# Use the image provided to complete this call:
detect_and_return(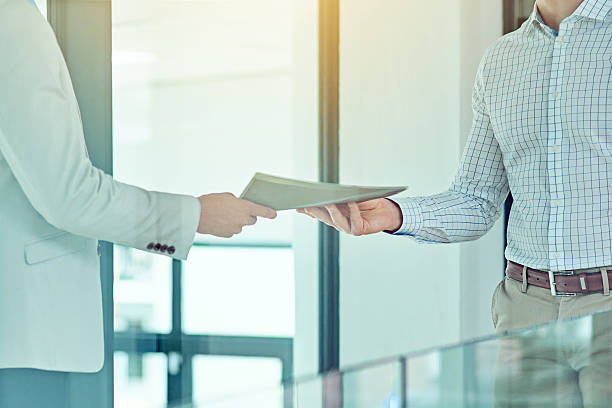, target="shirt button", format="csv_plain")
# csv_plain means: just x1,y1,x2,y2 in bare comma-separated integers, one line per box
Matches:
552,253,560,259
551,199,562,206
551,145,561,153
147,242,155,250
167,246,176,255
161,244,168,253
552,91,560,99
154,243,161,251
